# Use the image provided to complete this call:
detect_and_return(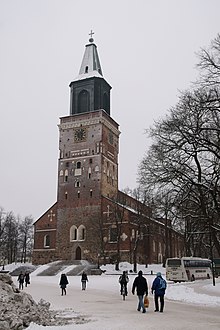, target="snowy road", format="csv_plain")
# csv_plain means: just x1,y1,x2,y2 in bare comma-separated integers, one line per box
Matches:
17,275,220,330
